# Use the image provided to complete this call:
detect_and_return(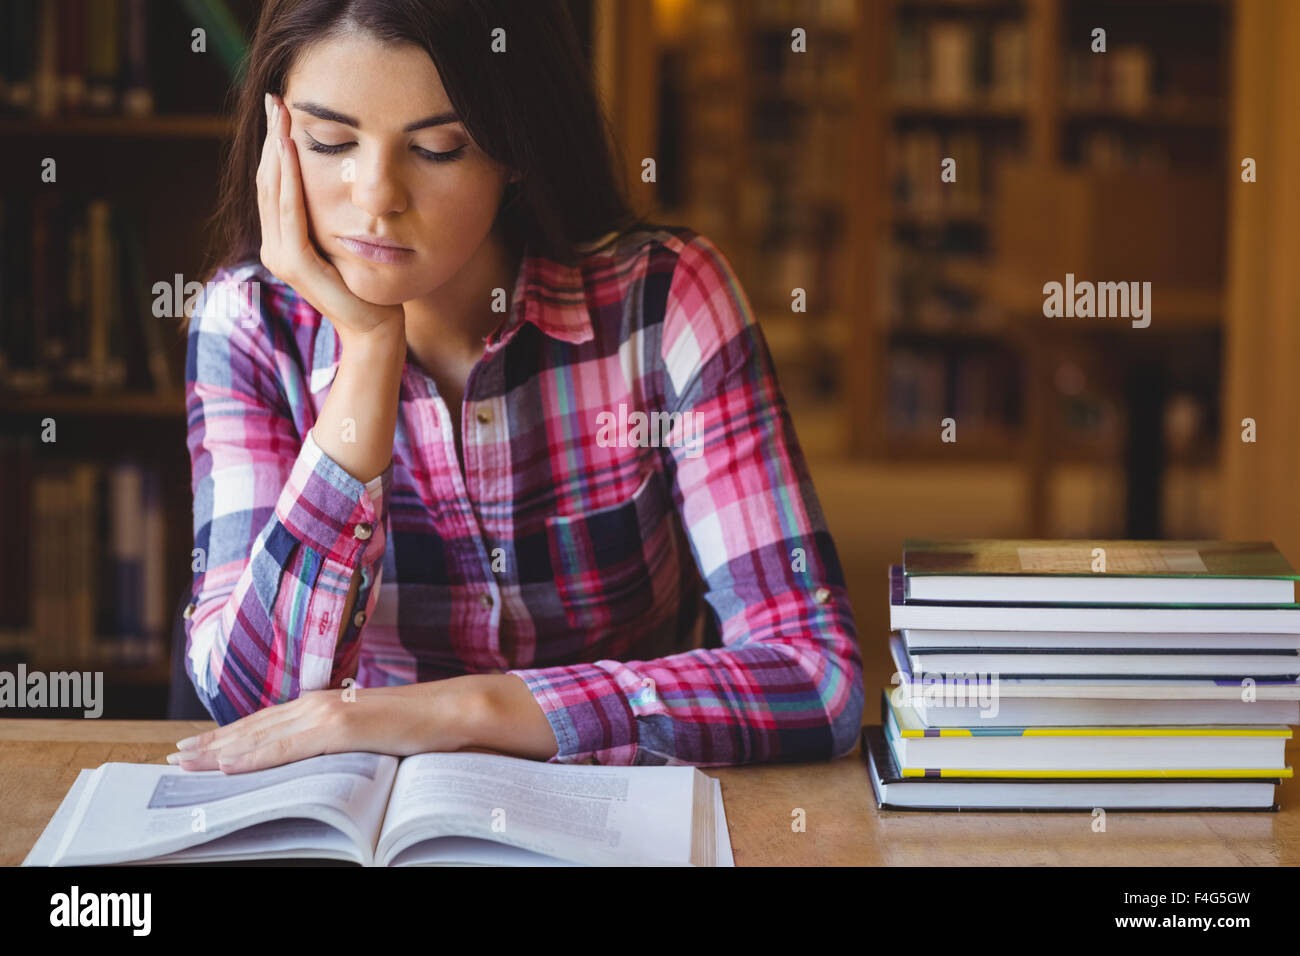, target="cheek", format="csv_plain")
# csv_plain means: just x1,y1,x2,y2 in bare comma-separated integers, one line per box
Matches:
413,163,507,238
298,162,346,233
